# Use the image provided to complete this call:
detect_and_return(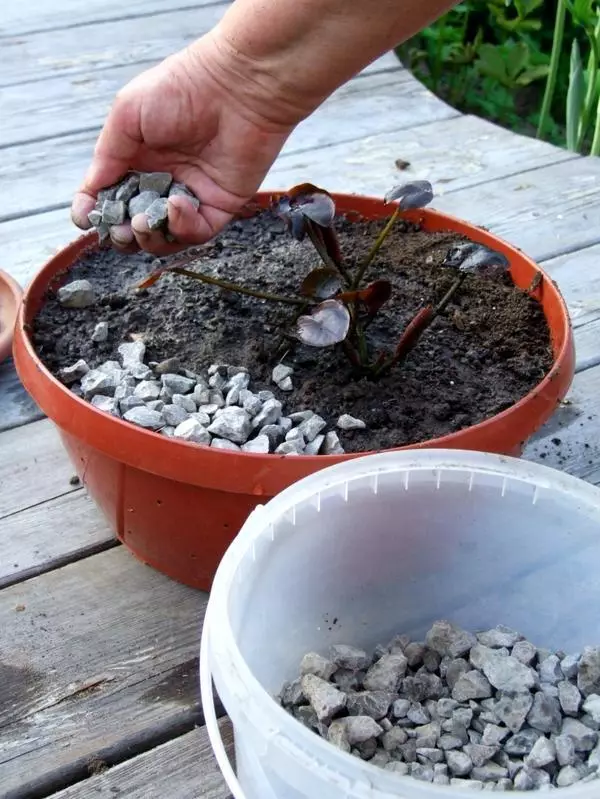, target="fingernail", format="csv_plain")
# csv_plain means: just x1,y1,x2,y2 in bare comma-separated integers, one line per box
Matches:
131,213,150,236
110,224,134,246
71,195,92,228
